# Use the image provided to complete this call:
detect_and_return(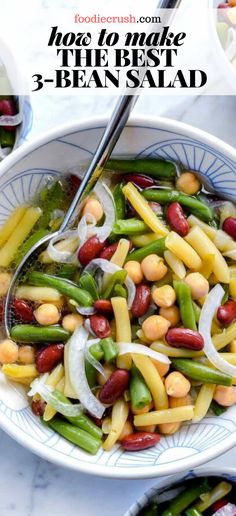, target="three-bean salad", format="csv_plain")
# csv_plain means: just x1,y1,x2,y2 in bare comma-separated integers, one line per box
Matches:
1,159,236,455
138,476,236,516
